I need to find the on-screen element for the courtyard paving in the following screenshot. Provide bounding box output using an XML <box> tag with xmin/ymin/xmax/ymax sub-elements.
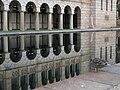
<box><xmin>35</xmin><ymin>64</ymin><xmax>120</xmax><ymax>90</ymax></box>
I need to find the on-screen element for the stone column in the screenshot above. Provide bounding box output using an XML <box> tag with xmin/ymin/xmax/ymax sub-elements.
<box><xmin>3</xmin><ymin>10</ymin><xmax>8</xmax><ymax>31</ymax></box>
<box><xmin>70</xmin><ymin>14</ymin><xmax>73</xmax><ymax>29</ymax></box>
<box><xmin>48</xmin><ymin>13</ymin><xmax>52</xmax><ymax>30</ymax></box>
<box><xmin>35</xmin><ymin>12</ymin><xmax>39</xmax><ymax>30</ymax></box>
<box><xmin>20</xmin><ymin>11</ymin><xmax>24</xmax><ymax>31</ymax></box>
<box><xmin>59</xmin><ymin>13</ymin><xmax>63</xmax><ymax>30</ymax></box>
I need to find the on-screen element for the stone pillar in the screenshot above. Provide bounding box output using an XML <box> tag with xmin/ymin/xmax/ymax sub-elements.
<box><xmin>3</xmin><ymin>10</ymin><xmax>8</xmax><ymax>31</ymax></box>
<box><xmin>35</xmin><ymin>12</ymin><xmax>39</xmax><ymax>30</ymax></box>
<box><xmin>70</xmin><ymin>14</ymin><xmax>73</xmax><ymax>29</ymax></box>
<box><xmin>20</xmin><ymin>11</ymin><xmax>24</xmax><ymax>31</ymax></box>
<box><xmin>48</xmin><ymin>13</ymin><xmax>52</xmax><ymax>30</ymax></box>
<box><xmin>59</xmin><ymin>13</ymin><xmax>63</xmax><ymax>30</ymax></box>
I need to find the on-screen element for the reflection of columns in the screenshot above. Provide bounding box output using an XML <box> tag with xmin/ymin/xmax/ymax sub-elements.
<box><xmin>20</xmin><ymin>36</ymin><xmax>25</xmax><ymax>51</ymax></box>
<box><xmin>70</xmin><ymin>33</ymin><xmax>73</xmax><ymax>45</ymax></box>
<box><xmin>59</xmin><ymin>13</ymin><xmax>63</xmax><ymax>29</ymax></box>
<box><xmin>20</xmin><ymin>11</ymin><xmax>24</xmax><ymax>31</ymax></box>
<box><xmin>3</xmin><ymin>10</ymin><xmax>8</xmax><ymax>31</ymax></box>
<box><xmin>3</xmin><ymin>37</ymin><xmax>8</xmax><ymax>52</ymax></box>
<box><xmin>48</xmin><ymin>34</ymin><xmax>52</xmax><ymax>47</ymax></box>
<box><xmin>60</xmin><ymin>34</ymin><xmax>63</xmax><ymax>46</ymax></box>
<box><xmin>48</xmin><ymin>13</ymin><xmax>52</xmax><ymax>30</ymax></box>
<box><xmin>35</xmin><ymin>12</ymin><xmax>39</xmax><ymax>30</ymax></box>
<box><xmin>70</xmin><ymin>14</ymin><xmax>73</xmax><ymax>29</ymax></box>
<box><xmin>35</xmin><ymin>35</ymin><xmax>39</xmax><ymax>49</ymax></box>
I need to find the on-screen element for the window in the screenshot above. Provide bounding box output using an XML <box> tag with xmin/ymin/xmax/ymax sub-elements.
<box><xmin>100</xmin><ymin>48</ymin><xmax>102</xmax><ymax>59</ymax></box>
<box><xmin>111</xmin><ymin>0</ymin><xmax>113</xmax><ymax>11</ymax></box>
<box><xmin>110</xmin><ymin>46</ymin><xmax>112</xmax><ymax>59</ymax></box>
<box><xmin>101</xmin><ymin>0</ymin><xmax>103</xmax><ymax>10</ymax></box>
<box><xmin>106</xmin><ymin>0</ymin><xmax>108</xmax><ymax>11</ymax></box>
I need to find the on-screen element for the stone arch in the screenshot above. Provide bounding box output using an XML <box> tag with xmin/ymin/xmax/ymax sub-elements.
<box><xmin>74</xmin><ymin>6</ymin><xmax>81</xmax><ymax>29</ymax></box>
<box><xmin>9</xmin><ymin>1</ymin><xmax>21</xmax><ymax>30</ymax></box>
<box><xmin>63</xmin><ymin>5</ymin><xmax>72</xmax><ymax>29</ymax></box>
<box><xmin>25</xmin><ymin>1</ymin><xmax>36</xmax><ymax>30</ymax></box>
<box><xmin>40</xmin><ymin>3</ymin><xmax>50</xmax><ymax>13</ymax></box>
<box><xmin>53</xmin><ymin>4</ymin><xmax>61</xmax><ymax>14</ymax></box>
<box><xmin>40</xmin><ymin>3</ymin><xmax>50</xmax><ymax>29</ymax></box>
<box><xmin>64</xmin><ymin>5</ymin><xmax>72</xmax><ymax>14</ymax></box>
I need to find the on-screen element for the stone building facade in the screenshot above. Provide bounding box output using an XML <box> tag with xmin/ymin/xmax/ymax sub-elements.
<box><xmin>0</xmin><ymin>0</ymin><xmax>117</xmax><ymax>90</ymax></box>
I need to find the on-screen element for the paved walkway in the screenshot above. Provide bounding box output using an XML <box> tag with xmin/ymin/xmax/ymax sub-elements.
<box><xmin>35</xmin><ymin>64</ymin><xmax>120</xmax><ymax>90</ymax></box>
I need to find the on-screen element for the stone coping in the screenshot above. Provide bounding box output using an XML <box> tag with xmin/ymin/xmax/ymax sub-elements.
<box><xmin>0</xmin><ymin>28</ymin><xmax>119</xmax><ymax>36</ymax></box>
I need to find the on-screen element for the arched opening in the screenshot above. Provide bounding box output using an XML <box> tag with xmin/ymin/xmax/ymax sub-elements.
<box><xmin>21</xmin><ymin>75</ymin><xmax>28</xmax><ymax>90</ymax></box>
<box><xmin>0</xmin><ymin>1</ymin><xmax>4</xmax><ymax>30</ymax></box>
<box><xmin>76</xmin><ymin>63</ymin><xmax>80</xmax><ymax>75</ymax></box>
<box><xmin>0</xmin><ymin>37</ymin><xmax>4</xmax><ymax>65</ymax></box>
<box><xmin>73</xmin><ymin>33</ymin><xmax>81</xmax><ymax>52</ymax></box>
<box><xmin>48</xmin><ymin>69</ymin><xmax>54</xmax><ymax>84</ymax></box>
<box><xmin>53</xmin><ymin>4</ymin><xmax>61</xmax><ymax>29</ymax></box>
<box><xmin>52</xmin><ymin>34</ymin><xmax>61</xmax><ymax>55</ymax></box>
<box><xmin>41</xmin><ymin>71</ymin><xmax>48</xmax><ymax>85</ymax></box>
<box><xmin>29</xmin><ymin>73</ymin><xmax>36</xmax><ymax>89</ymax></box>
<box><xmin>63</xmin><ymin>34</ymin><xmax>71</xmax><ymax>54</ymax></box>
<box><xmin>40</xmin><ymin>3</ymin><xmax>49</xmax><ymax>29</ymax></box>
<box><xmin>70</xmin><ymin>64</ymin><xmax>75</xmax><ymax>77</ymax></box>
<box><xmin>63</xmin><ymin>6</ymin><xmax>71</xmax><ymax>29</ymax></box>
<box><xmin>8</xmin><ymin>36</ymin><xmax>22</xmax><ymax>62</ymax></box>
<box><xmin>73</xmin><ymin>7</ymin><xmax>81</xmax><ymax>29</ymax></box>
<box><xmin>25</xmin><ymin>35</ymin><xmax>37</xmax><ymax>60</ymax></box>
<box><xmin>9</xmin><ymin>1</ymin><xmax>21</xmax><ymax>30</ymax></box>
<box><xmin>55</xmin><ymin>67</ymin><xmax>60</xmax><ymax>82</ymax></box>
<box><xmin>40</xmin><ymin>35</ymin><xmax>50</xmax><ymax>58</ymax></box>
<box><xmin>25</xmin><ymin>2</ymin><xmax>36</xmax><ymax>30</ymax></box>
